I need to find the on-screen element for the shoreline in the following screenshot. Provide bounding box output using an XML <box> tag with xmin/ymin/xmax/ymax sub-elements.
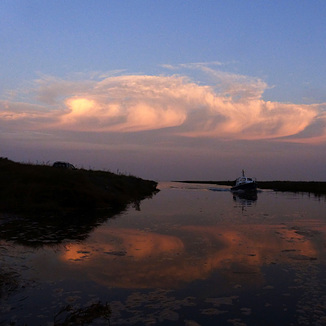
<box><xmin>176</xmin><ymin>180</ymin><xmax>326</xmax><ymax>195</ymax></box>
<box><xmin>0</xmin><ymin>157</ymin><xmax>159</xmax><ymax>217</ymax></box>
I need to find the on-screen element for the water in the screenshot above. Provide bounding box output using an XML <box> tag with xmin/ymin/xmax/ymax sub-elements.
<box><xmin>1</xmin><ymin>182</ymin><xmax>326</xmax><ymax>325</ymax></box>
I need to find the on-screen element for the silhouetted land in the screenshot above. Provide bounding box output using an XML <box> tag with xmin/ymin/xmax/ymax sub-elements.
<box><xmin>0</xmin><ymin>157</ymin><xmax>158</xmax><ymax>217</ymax></box>
<box><xmin>178</xmin><ymin>180</ymin><xmax>326</xmax><ymax>195</ymax></box>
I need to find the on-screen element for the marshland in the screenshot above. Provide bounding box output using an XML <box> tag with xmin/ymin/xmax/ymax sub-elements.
<box><xmin>1</xmin><ymin>159</ymin><xmax>326</xmax><ymax>325</ymax></box>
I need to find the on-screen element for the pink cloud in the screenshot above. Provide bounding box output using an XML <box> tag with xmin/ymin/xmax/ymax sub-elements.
<box><xmin>0</xmin><ymin>70</ymin><xmax>325</xmax><ymax>143</ymax></box>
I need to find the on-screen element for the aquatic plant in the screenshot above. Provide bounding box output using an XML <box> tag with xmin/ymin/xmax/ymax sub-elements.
<box><xmin>53</xmin><ymin>301</ymin><xmax>111</xmax><ymax>325</ymax></box>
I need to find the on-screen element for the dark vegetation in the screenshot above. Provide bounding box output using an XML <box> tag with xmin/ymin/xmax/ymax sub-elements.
<box><xmin>0</xmin><ymin>158</ymin><xmax>150</xmax><ymax>324</ymax></box>
<box><xmin>0</xmin><ymin>156</ymin><xmax>159</xmax><ymax>242</ymax></box>
<box><xmin>179</xmin><ymin>180</ymin><xmax>326</xmax><ymax>196</ymax></box>
<box><xmin>54</xmin><ymin>301</ymin><xmax>111</xmax><ymax>326</ymax></box>
<box><xmin>0</xmin><ymin>157</ymin><xmax>158</xmax><ymax>216</ymax></box>
<box><xmin>258</xmin><ymin>181</ymin><xmax>326</xmax><ymax>195</ymax></box>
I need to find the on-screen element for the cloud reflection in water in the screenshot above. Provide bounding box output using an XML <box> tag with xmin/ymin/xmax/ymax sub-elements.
<box><xmin>60</xmin><ymin>221</ymin><xmax>321</xmax><ymax>289</ymax></box>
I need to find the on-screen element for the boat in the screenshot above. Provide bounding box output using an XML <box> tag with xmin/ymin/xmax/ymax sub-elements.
<box><xmin>231</xmin><ymin>170</ymin><xmax>257</xmax><ymax>192</ymax></box>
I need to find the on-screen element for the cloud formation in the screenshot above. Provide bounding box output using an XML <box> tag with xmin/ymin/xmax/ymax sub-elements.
<box><xmin>1</xmin><ymin>67</ymin><xmax>325</xmax><ymax>143</ymax></box>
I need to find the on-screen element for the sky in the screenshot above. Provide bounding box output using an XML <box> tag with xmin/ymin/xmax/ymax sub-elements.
<box><xmin>1</xmin><ymin>1</ymin><xmax>326</xmax><ymax>181</ymax></box>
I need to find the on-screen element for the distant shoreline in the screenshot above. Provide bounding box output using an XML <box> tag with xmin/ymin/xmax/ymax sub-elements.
<box><xmin>176</xmin><ymin>180</ymin><xmax>326</xmax><ymax>195</ymax></box>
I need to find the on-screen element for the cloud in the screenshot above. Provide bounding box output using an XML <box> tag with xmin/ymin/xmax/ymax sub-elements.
<box><xmin>1</xmin><ymin>68</ymin><xmax>325</xmax><ymax>143</ymax></box>
<box><xmin>0</xmin><ymin>100</ymin><xmax>57</xmax><ymax>129</ymax></box>
<box><xmin>59</xmin><ymin>76</ymin><xmax>189</xmax><ymax>132</ymax></box>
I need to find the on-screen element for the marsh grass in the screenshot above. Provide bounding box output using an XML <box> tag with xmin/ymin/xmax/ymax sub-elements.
<box><xmin>0</xmin><ymin>158</ymin><xmax>158</xmax><ymax>217</ymax></box>
<box><xmin>257</xmin><ymin>181</ymin><xmax>326</xmax><ymax>195</ymax></box>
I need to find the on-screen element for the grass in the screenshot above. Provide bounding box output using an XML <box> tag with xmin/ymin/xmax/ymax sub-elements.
<box><xmin>0</xmin><ymin>157</ymin><xmax>158</xmax><ymax>217</ymax></box>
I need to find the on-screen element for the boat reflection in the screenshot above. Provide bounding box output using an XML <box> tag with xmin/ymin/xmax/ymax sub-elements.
<box><xmin>232</xmin><ymin>191</ymin><xmax>258</xmax><ymax>210</ymax></box>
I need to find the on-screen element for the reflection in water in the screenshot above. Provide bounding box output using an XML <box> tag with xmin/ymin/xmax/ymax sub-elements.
<box><xmin>1</xmin><ymin>182</ymin><xmax>326</xmax><ymax>325</ymax></box>
<box><xmin>0</xmin><ymin>207</ymin><xmax>129</xmax><ymax>247</ymax></box>
<box><xmin>232</xmin><ymin>191</ymin><xmax>258</xmax><ymax>213</ymax></box>
<box><xmin>58</xmin><ymin>223</ymin><xmax>319</xmax><ymax>290</ymax></box>
<box><xmin>232</xmin><ymin>191</ymin><xmax>258</xmax><ymax>203</ymax></box>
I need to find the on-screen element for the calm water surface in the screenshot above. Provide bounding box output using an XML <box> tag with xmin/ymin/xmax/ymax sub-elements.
<box><xmin>1</xmin><ymin>182</ymin><xmax>326</xmax><ymax>325</ymax></box>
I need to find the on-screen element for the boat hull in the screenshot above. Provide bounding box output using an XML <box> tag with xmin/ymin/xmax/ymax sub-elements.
<box><xmin>231</xmin><ymin>182</ymin><xmax>257</xmax><ymax>192</ymax></box>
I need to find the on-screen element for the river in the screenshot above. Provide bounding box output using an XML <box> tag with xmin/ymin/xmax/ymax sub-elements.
<box><xmin>1</xmin><ymin>182</ymin><xmax>326</xmax><ymax>325</ymax></box>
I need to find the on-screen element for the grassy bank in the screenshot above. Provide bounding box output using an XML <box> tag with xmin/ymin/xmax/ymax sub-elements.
<box><xmin>0</xmin><ymin>158</ymin><xmax>158</xmax><ymax>217</ymax></box>
<box><xmin>178</xmin><ymin>180</ymin><xmax>326</xmax><ymax>195</ymax></box>
<box><xmin>257</xmin><ymin>181</ymin><xmax>326</xmax><ymax>195</ymax></box>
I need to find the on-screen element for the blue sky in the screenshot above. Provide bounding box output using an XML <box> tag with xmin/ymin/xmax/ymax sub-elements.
<box><xmin>1</xmin><ymin>1</ymin><xmax>326</xmax><ymax>180</ymax></box>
